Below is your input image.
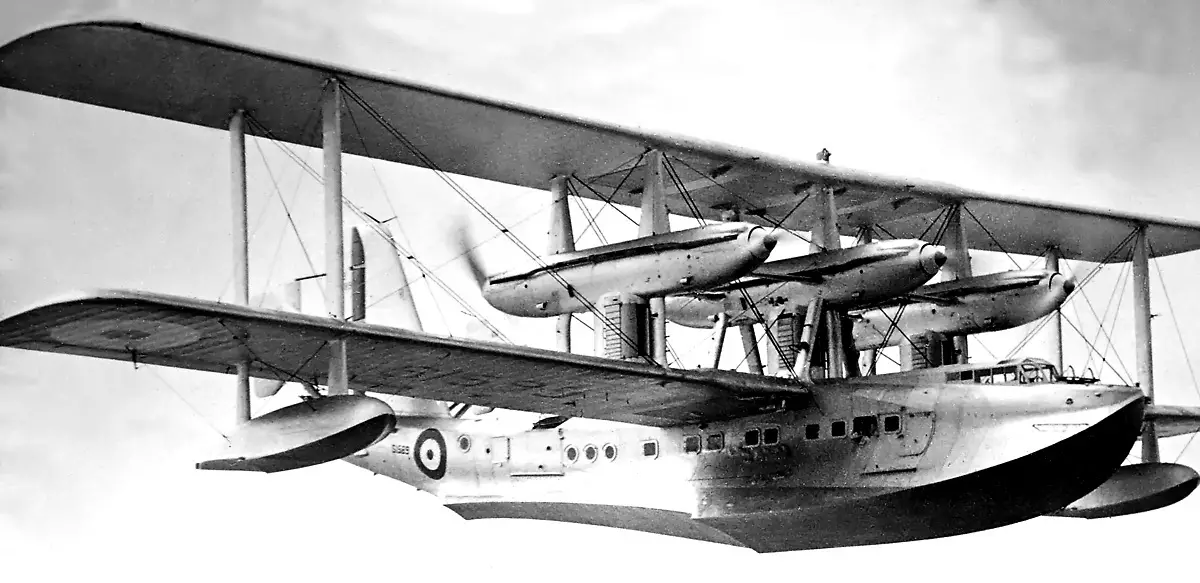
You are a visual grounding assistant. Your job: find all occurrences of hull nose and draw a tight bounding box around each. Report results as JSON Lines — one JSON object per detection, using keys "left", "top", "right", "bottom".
{"left": 700, "top": 392, "right": 1146, "bottom": 552}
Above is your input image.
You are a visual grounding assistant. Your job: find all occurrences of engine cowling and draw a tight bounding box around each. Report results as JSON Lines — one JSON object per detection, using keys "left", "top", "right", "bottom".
{"left": 482, "top": 222, "right": 776, "bottom": 317}
{"left": 667, "top": 240, "right": 944, "bottom": 328}
{"left": 852, "top": 270, "right": 1074, "bottom": 350}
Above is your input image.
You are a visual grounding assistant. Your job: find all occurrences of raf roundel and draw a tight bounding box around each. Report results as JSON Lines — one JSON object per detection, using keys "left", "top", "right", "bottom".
{"left": 413, "top": 428, "right": 447, "bottom": 480}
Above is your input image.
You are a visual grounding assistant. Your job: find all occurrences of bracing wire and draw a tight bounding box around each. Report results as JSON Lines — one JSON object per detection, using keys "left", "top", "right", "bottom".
{"left": 337, "top": 82, "right": 654, "bottom": 364}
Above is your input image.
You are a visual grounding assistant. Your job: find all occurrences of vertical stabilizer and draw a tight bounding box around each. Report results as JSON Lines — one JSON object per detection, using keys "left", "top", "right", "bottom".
{"left": 353, "top": 225, "right": 424, "bottom": 332}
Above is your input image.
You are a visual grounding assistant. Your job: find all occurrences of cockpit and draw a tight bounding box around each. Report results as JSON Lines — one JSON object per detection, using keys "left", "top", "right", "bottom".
{"left": 945, "top": 358, "right": 1060, "bottom": 385}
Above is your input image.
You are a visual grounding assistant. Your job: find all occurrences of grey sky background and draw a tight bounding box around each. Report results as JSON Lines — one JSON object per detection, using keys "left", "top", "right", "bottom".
{"left": 2, "top": 1, "right": 1199, "bottom": 580}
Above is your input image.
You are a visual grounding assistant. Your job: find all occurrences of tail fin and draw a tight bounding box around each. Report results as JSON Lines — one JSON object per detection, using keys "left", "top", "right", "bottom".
{"left": 249, "top": 224, "right": 443, "bottom": 416}
{"left": 352, "top": 225, "right": 424, "bottom": 331}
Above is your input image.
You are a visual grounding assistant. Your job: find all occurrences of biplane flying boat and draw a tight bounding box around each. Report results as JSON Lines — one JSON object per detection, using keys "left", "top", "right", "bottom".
{"left": 3, "top": 21, "right": 1200, "bottom": 553}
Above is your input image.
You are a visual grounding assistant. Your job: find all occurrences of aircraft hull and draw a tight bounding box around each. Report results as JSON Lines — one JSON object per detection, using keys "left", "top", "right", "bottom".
{"left": 348, "top": 383, "right": 1143, "bottom": 552}
{"left": 697, "top": 396, "right": 1142, "bottom": 551}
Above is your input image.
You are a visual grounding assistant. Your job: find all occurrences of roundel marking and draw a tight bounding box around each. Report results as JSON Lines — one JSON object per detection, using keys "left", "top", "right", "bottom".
{"left": 414, "top": 428, "right": 447, "bottom": 480}
{"left": 50, "top": 318, "right": 201, "bottom": 351}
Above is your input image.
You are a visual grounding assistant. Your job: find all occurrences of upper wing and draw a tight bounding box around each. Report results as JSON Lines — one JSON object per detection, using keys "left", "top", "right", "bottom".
{"left": 0, "top": 290, "right": 804, "bottom": 427}
{"left": 2, "top": 21, "right": 1199, "bottom": 262}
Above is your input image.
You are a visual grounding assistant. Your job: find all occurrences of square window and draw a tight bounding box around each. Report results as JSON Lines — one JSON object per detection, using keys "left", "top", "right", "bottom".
{"left": 705, "top": 433, "right": 725, "bottom": 451}
{"left": 852, "top": 416, "right": 878, "bottom": 437}
{"left": 642, "top": 440, "right": 658, "bottom": 458}
{"left": 831, "top": 420, "right": 847, "bottom": 437}
{"left": 744, "top": 429, "right": 760, "bottom": 447}
{"left": 883, "top": 415, "right": 901, "bottom": 433}
{"left": 805, "top": 424, "right": 820, "bottom": 440}
{"left": 763, "top": 427, "right": 779, "bottom": 444}
{"left": 684, "top": 435, "right": 701, "bottom": 454}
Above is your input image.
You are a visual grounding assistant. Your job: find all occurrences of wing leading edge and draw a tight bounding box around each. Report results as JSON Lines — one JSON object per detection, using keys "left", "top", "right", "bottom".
{"left": 0, "top": 290, "right": 805, "bottom": 426}
{"left": 2, "top": 21, "right": 1200, "bottom": 261}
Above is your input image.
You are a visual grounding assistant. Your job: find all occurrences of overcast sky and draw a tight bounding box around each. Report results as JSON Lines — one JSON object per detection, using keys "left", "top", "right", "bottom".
{"left": 3, "top": 1, "right": 1200, "bottom": 581}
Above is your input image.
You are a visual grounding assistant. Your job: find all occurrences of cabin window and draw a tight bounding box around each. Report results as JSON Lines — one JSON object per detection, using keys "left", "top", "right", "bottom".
{"left": 643, "top": 440, "right": 659, "bottom": 458}
{"left": 831, "top": 420, "right": 847, "bottom": 437}
{"left": 565, "top": 445, "right": 578, "bottom": 463}
{"left": 744, "top": 429, "right": 760, "bottom": 447}
{"left": 584, "top": 444, "right": 598, "bottom": 462}
{"left": 705, "top": 433, "right": 725, "bottom": 452}
{"left": 883, "top": 415, "right": 901, "bottom": 433}
{"left": 684, "top": 435, "right": 701, "bottom": 454}
{"left": 604, "top": 443, "right": 618, "bottom": 461}
{"left": 763, "top": 427, "right": 780, "bottom": 445}
{"left": 852, "top": 416, "right": 878, "bottom": 437}
{"left": 458, "top": 435, "right": 472, "bottom": 452}
{"left": 805, "top": 424, "right": 820, "bottom": 440}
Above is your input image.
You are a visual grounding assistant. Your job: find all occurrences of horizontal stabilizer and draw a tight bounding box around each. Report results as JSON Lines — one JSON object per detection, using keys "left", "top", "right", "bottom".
{"left": 198, "top": 394, "right": 395, "bottom": 473}
{"left": 1050, "top": 463, "right": 1199, "bottom": 519}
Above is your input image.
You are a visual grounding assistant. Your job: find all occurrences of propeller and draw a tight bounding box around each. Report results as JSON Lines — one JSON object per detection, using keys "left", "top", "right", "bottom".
{"left": 453, "top": 220, "right": 489, "bottom": 290}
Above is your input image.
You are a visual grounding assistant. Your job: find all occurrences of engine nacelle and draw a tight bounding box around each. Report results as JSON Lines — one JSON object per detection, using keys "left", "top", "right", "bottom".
{"left": 483, "top": 222, "right": 776, "bottom": 317}
{"left": 197, "top": 394, "right": 396, "bottom": 473}
{"left": 852, "top": 269, "right": 1074, "bottom": 350}
{"left": 667, "top": 239, "right": 944, "bottom": 328}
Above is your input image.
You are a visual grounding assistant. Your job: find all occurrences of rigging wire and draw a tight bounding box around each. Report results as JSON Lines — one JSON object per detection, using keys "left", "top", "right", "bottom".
{"left": 251, "top": 135, "right": 320, "bottom": 279}
{"left": 140, "top": 366, "right": 230, "bottom": 443}
{"left": 1060, "top": 313, "right": 1130, "bottom": 385}
{"left": 960, "top": 205, "right": 1024, "bottom": 271}
{"left": 338, "top": 82, "right": 653, "bottom": 363}
{"left": 1003, "top": 229, "right": 1137, "bottom": 370}
{"left": 568, "top": 184, "right": 611, "bottom": 246}
{"left": 667, "top": 156, "right": 820, "bottom": 249}
{"left": 246, "top": 108, "right": 512, "bottom": 343}
{"left": 1145, "top": 242, "right": 1200, "bottom": 463}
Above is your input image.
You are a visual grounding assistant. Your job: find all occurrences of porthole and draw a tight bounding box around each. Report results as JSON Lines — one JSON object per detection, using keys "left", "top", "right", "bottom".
{"left": 642, "top": 440, "right": 659, "bottom": 458}
{"left": 763, "top": 427, "right": 779, "bottom": 445}
{"left": 683, "top": 435, "right": 701, "bottom": 454}
{"left": 744, "top": 428, "right": 760, "bottom": 447}
{"left": 584, "top": 444, "right": 598, "bottom": 462}
{"left": 704, "top": 432, "right": 725, "bottom": 452}
{"left": 458, "top": 435, "right": 472, "bottom": 452}
{"left": 883, "top": 415, "right": 901, "bottom": 433}
{"left": 565, "top": 445, "right": 578, "bottom": 463}
{"left": 831, "top": 420, "right": 847, "bottom": 438}
{"left": 603, "top": 443, "right": 617, "bottom": 460}
{"left": 804, "top": 424, "right": 820, "bottom": 440}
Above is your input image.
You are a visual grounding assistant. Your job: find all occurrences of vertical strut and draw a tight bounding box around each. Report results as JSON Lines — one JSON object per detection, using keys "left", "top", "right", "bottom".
{"left": 945, "top": 204, "right": 971, "bottom": 364}
{"left": 1044, "top": 247, "right": 1064, "bottom": 373}
{"left": 858, "top": 225, "right": 878, "bottom": 374}
{"left": 230, "top": 109, "right": 251, "bottom": 426}
{"left": 1132, "top": 226, "right": 1158, "bottom": 463}
{"left": 739, "top": 324, "right": 764, "bottom": 375}
{"left": 548, "top": 176, "right": 575, "bottom": 352}
{"left": 323, "top": 81, "right": 348, "bottom": 395}
{"left": 710, "top": 313, "right": 728, "bottom": 369}
{"left": 640, "top": 149, "right": 668, "bottom": 366}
